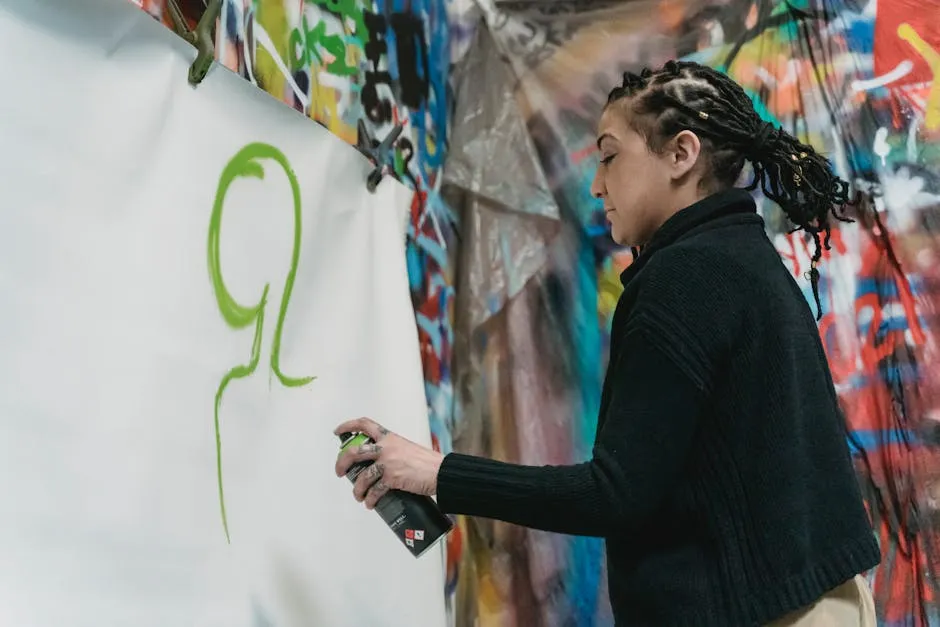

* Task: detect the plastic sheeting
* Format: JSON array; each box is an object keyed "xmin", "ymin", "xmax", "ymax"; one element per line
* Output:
[
  {"xmin": 447, "ymin": 219, "xmax": 611, "ymax": 626},
  {"xmin": 444, "ymin": 0, "xmax": 940, "ymax": 625},
  {"xmin": 444, "ymin": 22, "xmax": 560, "ymax": 337}
]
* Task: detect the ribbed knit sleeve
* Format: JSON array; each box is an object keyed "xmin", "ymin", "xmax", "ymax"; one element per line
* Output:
[{"xmin": 436, "ymin": 327, "xmax": 705, "ymax": 537}]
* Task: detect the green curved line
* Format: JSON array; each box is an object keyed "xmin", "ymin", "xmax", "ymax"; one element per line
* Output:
[
  {"xmin": 260, "ymin": 145, "xmax": 316, "ymax": 389},
  {"xmin": 212, "ymin": 286, "xmax": 267, "ymax": 544},
  {"xmin": 207, "ymin": 143, "xmax": 315, "ymax": 543}
]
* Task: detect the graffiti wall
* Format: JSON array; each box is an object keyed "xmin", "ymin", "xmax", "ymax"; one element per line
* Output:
[
  {"xmin": 443, "ymin": 0, "xmax": 940, "ymax": 625},
  {"xmin": 133, "ymin": 0, "xmax": 940, "ymax": 623}
]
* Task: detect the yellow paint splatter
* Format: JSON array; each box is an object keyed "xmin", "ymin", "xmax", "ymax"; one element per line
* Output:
[
  {"xmin": 898, "ymin": 23, "xmax": 940, "ymax": 130},
  {"xmin": 254, "ymin": 1, "xmax": 289, "ymax": 99}
]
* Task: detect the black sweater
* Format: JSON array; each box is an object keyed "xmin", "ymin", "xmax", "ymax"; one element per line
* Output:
[{"xmin": 436, "ymin": 189, "xmax": 880, "ymax": 626}]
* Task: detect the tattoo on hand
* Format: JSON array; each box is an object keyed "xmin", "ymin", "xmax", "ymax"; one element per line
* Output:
[
  {"xmin": 370, "ymin": 463, "xmax": 384, "ymax": 479},
  {"xmin": 379, "ymin": 426, "xmax": 389, "ymax": 436}
]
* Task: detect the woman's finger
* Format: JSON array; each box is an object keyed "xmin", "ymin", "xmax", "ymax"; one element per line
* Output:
[
  {"xmin": 364, "ymin": 479, "xmax": 391, "ymax": 510},
  {"xmin": 334, "ymin": 443, "xmax": 381, "ymax": 477},
  {"xmin": 333, "ymin": 417, "xmax": 388, "ymax": 441},
  {"xmin": 353, "ymin": 462, "xmax": 384, "ymax": 501},
  {"xmin": 333, "ymin": 417, "xmax": 372, "ymax": 436}
]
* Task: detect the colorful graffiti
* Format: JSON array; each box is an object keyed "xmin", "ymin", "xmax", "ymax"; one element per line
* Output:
[
  {"xmin": 442, "ymin": 0, "xmax": 940, "ymax": 624},
  {"xmin": 140, "ymin": 0, "xmax": 940, "ymax": 623}
]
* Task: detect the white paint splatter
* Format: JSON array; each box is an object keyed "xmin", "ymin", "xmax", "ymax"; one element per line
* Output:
[
  {"xmin": 851, "ymin": 60, "xmax": 914, "ymax": 92},
  {"xmin": 873, "ymin": 127, "xmax": 891, "ymax": 166}
]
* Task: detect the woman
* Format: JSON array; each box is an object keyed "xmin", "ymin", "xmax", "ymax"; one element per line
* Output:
[{"xmin": 334, "ymin": 60, "xmax": 880, "ymax": 626}]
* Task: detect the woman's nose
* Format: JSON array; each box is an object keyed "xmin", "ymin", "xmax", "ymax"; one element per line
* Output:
[{"xmin": 590, "ymin": 171, "xmax": 605, "ymax": 199}]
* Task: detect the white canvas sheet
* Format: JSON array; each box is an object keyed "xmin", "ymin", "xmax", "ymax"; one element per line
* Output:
[{"xmin": 0, "ymin": 1, "xmax": 444, "ymax": 625}]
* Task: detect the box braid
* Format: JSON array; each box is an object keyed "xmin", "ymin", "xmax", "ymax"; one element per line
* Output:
[{"xmin": 606, "ymin": 60, "xmax": 854, "ymax": 319}]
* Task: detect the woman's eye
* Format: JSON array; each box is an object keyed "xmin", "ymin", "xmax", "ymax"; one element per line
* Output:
[{"xmin": 600, "ymin": 154, "xmax": 616, "ymax": 165}]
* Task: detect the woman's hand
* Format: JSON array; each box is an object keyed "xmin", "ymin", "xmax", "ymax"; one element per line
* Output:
[{"xmin": 333, "ymin": 417, "xmax": 444, "ymax": 510}]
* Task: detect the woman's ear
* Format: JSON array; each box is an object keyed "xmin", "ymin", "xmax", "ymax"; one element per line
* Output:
[{"xmin": 668, "ymin": 130, "xmax": 703, "ymax": 180}]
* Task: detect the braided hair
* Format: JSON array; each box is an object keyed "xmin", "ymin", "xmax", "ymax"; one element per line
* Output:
[{"xmin": 606, "ymin": 60, "xmax": 854, "ymax": 319}]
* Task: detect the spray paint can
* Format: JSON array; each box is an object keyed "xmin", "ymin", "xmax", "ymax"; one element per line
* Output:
[{"xmin": 338, "ymin": 432, "xmax": 453, "ymax": 558}]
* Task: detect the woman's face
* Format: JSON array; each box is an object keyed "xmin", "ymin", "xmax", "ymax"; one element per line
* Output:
[{"xmin": 590, "ymin": 105, "xmax": 675, "ymax": 247}]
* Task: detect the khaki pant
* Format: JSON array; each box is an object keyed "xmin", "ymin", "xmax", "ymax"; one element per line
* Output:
[{"xmin": 767, "ymin": 576, "xmax": 876, "ymax": 626}]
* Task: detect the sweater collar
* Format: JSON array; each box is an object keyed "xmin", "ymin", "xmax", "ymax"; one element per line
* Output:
[{"xmin": 619, "ymin": 188, "xmax": 760, "ymax": 287}]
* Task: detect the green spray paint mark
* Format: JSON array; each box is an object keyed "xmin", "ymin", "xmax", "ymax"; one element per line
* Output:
[
  {"xmin": 208, "ymin": 143, "xmax": 316, "ymax": 542},
  {"xmin": 290, "ymin": 15, "xmax": 358, "ymax": 76}
]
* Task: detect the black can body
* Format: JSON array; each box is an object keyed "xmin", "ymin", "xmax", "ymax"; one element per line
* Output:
[{"xmin": 339, "ymin": 432, "xmax": 452, "ymax": 558}]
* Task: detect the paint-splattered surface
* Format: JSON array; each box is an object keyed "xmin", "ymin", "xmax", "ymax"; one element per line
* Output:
[
  {"xmin": 134, "ymin": 0, "xmax": 940, "ymax": 624},
  {"xmin": 443, "ymin": 0, "xmax": 940, "ymax": 625}
]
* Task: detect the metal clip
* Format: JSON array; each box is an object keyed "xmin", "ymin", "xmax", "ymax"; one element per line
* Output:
[
  {"xmin": 167, "ymin": 0, "xmax": 223, "ymax": 86},
  {"xmin": 355, "ymin": 120, "xmax": 403, "ymax": 193}
]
